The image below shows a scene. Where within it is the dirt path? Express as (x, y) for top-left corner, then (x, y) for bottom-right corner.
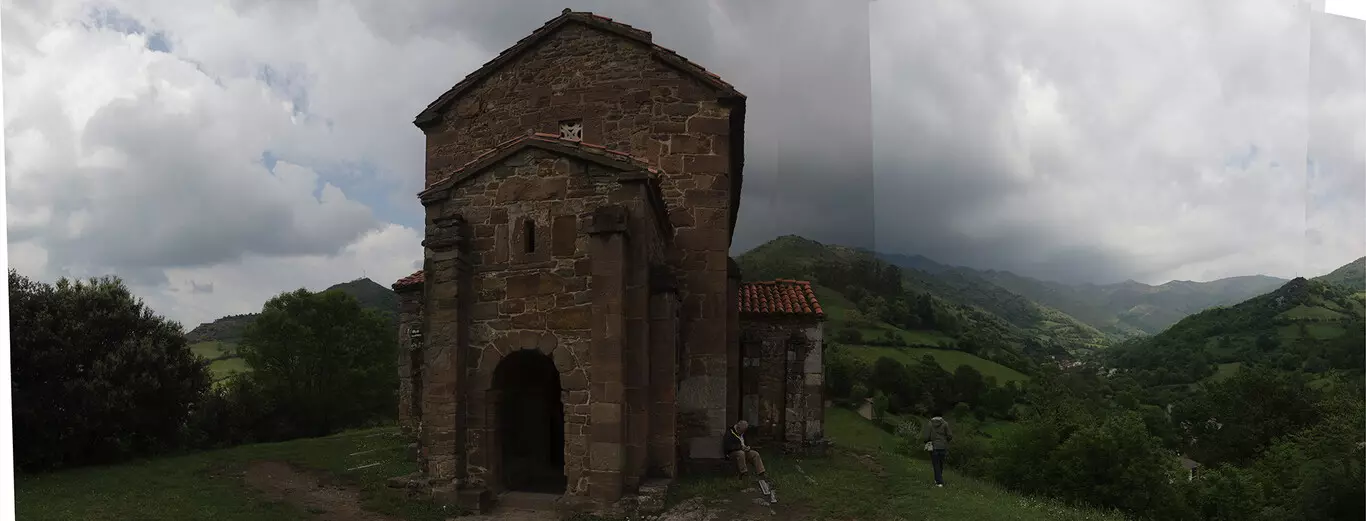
(245, 461), (400, 521)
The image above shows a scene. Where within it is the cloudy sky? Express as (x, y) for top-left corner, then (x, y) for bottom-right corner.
(4, 0), (1364, 328)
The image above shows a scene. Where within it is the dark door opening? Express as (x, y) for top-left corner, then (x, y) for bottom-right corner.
(494, 350), (566, 494)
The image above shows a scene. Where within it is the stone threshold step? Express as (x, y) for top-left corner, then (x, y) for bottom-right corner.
(497, 491), (564, 511)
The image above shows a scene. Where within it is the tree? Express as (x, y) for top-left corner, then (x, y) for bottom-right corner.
(1178, 367), (1321, 466)
(871, 392), (890, 422)
(824, 346), (864, 400)
(871, 357), (912, 404)
(952, 364), (986, 406)
(240, 289), (397, 438)
(9, 270), (210, 471)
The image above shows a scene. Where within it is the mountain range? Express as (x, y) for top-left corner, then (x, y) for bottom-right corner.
(187, 236), (1362, 378)
(876, 252), (1289, 337)
(1105, 275), (1365, 389)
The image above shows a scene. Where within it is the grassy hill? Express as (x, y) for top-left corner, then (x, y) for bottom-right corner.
(1315, 255), (1366, 292)
(739, 236), (1105, 362)
(15, 407), (1125, 521)
(186, 278), (400, 381)
(1106, 276), (1366, 388)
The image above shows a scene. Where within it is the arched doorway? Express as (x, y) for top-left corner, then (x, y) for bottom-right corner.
(493, 350), (566, 493)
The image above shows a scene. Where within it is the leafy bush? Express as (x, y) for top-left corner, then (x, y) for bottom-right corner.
(238, 288), (397, 439)
(9, 270), (211, 472)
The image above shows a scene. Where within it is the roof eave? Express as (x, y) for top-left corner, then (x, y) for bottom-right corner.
(726, 96), (746, 243)
(418, 136), (662, 204)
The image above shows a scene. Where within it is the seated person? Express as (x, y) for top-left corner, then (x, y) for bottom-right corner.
(722, 420), (768, 480)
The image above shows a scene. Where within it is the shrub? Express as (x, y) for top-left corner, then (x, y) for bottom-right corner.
(9, 270), (211, 471)
(239, 289), (397, 439)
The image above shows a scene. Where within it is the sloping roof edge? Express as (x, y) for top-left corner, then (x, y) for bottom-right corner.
(418, 133), (661, 203)
(412, 9), (744, 131)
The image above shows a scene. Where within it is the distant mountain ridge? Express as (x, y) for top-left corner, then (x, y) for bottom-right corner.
(877, 254), (1288, 337)
(1105, 275), (1366, 386)
(186, 278), (398, 344)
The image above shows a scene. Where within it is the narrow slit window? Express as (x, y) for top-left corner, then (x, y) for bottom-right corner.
(559, 119), (583, 141)
(524, 219), (536, 253)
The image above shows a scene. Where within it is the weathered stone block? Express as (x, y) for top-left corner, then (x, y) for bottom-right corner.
(548, 304), (592, 329)
(552, 214), (578, 256)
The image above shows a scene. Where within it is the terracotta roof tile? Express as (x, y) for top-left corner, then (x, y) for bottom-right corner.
(739, 279), (825, 319)
(393, 270), (424, 291)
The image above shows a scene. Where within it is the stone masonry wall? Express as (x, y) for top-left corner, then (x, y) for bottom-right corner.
(421, 22), (737, 463)
(619, 184), (669, 491)
(424, 146), (665, 498)
(396, 288), (425, 434)
(738, 317), (825, 451)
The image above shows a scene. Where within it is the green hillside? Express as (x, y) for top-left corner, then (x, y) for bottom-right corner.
(1105, 277), (1366, 387)
(1315, 255), (1366, 292)
(738, 236), (1102, 364)
(844, 345), (1029, 384)
(187, 278), (401, 382)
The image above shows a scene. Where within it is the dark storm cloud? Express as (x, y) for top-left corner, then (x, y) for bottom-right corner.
(21, 0), (1355, 292)
(362, 0), (1362, 283)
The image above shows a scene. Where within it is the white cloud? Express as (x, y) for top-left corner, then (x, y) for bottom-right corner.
(2, 0), (463, 326)
(868, 0), (1363, 284)
(3, 0), (1363, 332)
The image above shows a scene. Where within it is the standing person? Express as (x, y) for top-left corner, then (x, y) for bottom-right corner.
(924, 414), (953, 487)
(723, 420), (767, 480)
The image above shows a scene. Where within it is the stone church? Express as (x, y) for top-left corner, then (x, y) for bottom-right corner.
(390, 9), (826, 512)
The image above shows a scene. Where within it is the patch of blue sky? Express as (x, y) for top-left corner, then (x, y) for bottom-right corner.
(259, 150), (423, 229)
(256, 64), (311, 119)
(87, 6), (172, 53)
(1223, 143), (1260, 170)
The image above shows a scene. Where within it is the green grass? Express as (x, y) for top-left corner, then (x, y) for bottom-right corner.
(813, 285), (954, 348)
(1275, 323), (1349, 345)
(19, 410), (1120, 521)
(672, 407), (1126, 521)
(190, 340), (238, 360)
(209, 357), (250, 381)
(1277, 305), (1346, 321)
(1211, 362), (1243, 382)
(15, 427), (447, 521)
(846, 345), (1030, 383)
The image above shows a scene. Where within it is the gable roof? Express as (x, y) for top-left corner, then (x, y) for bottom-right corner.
(419, 132), (660, 200)
(739, 279), (826, 320)
(413, 9), (744, 130)
(417, 132), (676, 239)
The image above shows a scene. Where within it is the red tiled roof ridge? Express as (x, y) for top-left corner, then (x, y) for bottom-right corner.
(393, 269), (423, 289)
(414, 9), (742, 128)
(393, 270), (424, 291)
(738, 279), (824, 319)
(425, 132), (661, 190)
